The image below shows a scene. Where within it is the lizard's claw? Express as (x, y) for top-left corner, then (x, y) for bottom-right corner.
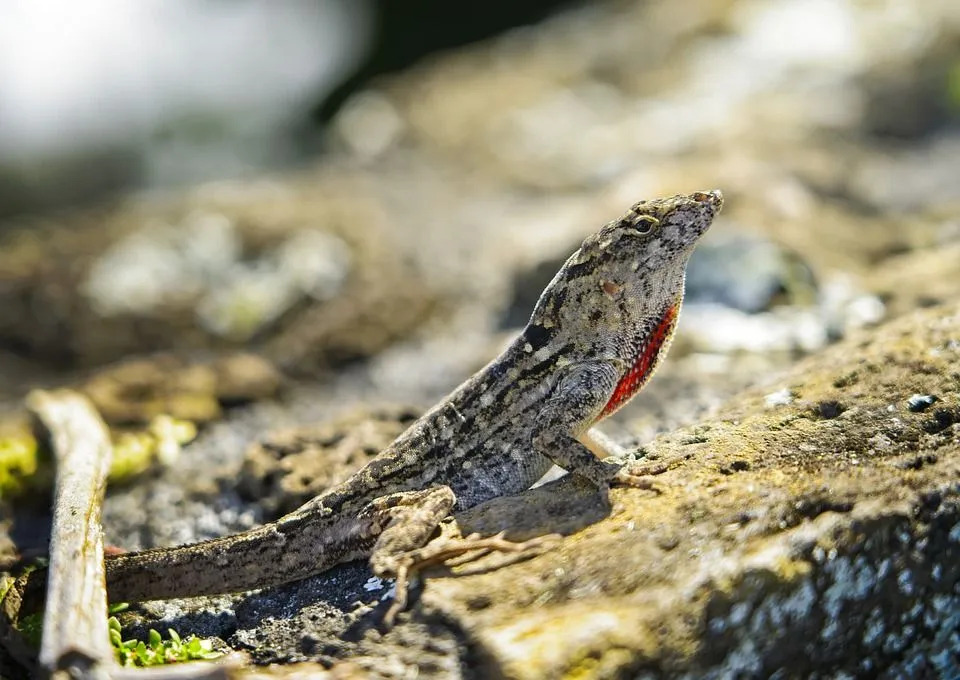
(383, 562), (412, 628)
(434, 531), (561, 568)
(612, 462), (668, 492)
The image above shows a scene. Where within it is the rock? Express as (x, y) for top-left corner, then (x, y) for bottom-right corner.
(764, 388), (794, 408)
(237, 405), (420, 517)
(685, 233), (817, 313)
(73, 300), (960, 680)
(0, 416), (45, 501)
(213, 353), (284, 406)
(0, 353), (281, 503)
(0, 184), (439, 372)
(859, 30), (960, 140)
(81, 356), (222, 426)
(907, 394), (939, 413)
(417, 301), (960, 678)
(679, 303), (829, 354)
(864, 241), (960, 319)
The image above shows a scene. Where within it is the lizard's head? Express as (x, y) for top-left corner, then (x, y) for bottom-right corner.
(585, 189), (722, 274)
(528, 190), (722, 336)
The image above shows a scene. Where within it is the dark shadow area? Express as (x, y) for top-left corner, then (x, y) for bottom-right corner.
(316, 0), (582, 121)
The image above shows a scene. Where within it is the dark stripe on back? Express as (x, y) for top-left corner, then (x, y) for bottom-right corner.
(511, 343), (573, 387)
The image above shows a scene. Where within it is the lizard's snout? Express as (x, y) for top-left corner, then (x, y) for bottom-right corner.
(690, 189), (723, 211)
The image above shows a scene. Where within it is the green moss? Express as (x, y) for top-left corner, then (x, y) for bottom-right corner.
(109, 431), (157, 482)
(947, 61), (960, 112)
(18, 613), (43, 649)
(564, 648), (636, 680)
(109, 415), (198, 482)
(108, 617), (221, 667)
(0, 413), (198, 496)
(0, 432), (40, 499)
(0, 575), (14, 604)
(147, 415), (197, 466)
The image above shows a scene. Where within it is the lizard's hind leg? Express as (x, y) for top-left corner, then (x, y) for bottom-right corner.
(361, 486), (456, 625)
(363, 487), (556, 625)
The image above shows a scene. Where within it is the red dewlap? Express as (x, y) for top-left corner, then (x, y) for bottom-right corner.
(599, 304), (678, 419)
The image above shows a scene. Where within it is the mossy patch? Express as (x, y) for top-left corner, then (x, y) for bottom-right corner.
(0, 431), (40, 500)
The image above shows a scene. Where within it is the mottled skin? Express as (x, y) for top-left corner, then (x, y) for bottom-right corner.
(106, 190), (723, 617)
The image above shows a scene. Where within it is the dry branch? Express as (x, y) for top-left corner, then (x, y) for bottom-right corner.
(27, 389), (114, 679)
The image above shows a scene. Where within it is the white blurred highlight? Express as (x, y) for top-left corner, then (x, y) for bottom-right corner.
(0, 0), (371, 159)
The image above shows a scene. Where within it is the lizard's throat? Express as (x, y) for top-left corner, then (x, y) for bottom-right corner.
(598, 301), (680, 420)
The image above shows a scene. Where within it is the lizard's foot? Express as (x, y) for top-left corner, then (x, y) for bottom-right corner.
(382, 531), (560, 626)
(414, 530), (560, 568)
(612, 461), (668, 492)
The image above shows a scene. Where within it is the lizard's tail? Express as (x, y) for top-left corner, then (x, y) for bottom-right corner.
(105, 505), (376, 602)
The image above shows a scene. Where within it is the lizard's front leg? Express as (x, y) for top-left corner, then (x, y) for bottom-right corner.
(534, 362), (662, 488)
(578, 428), (668, 478)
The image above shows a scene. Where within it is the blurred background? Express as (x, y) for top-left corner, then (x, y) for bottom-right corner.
(0, 0), (578, 216)
(1, 0), (959, 460)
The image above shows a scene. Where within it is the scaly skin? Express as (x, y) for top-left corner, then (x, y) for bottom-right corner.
(105, 190), (723, 612)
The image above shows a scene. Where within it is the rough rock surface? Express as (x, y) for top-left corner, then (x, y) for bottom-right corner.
(0, 183), (438, 374)
(237, 405), (420, 518)
(420, 301), (960, 678)
(101, 298), (960, 679)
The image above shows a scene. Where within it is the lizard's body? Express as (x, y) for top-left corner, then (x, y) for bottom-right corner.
(105, 190), (723, 613)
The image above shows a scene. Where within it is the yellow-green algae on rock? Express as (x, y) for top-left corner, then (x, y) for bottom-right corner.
(0, 353), (276, 500)
(0, 423), (43, 500)
(423, 302), (960, 679)
(0, 414), (198, 500)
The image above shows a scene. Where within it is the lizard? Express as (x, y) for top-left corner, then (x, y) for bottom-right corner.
(104, 189), (723, 623)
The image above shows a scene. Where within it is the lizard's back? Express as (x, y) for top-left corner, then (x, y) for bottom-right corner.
(352, 335), (562, 509)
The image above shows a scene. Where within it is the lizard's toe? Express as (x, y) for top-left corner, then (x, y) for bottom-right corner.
(612, 463), (668, 492)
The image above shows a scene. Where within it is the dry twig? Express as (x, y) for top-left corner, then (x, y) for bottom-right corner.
(27, 389), (114, 679)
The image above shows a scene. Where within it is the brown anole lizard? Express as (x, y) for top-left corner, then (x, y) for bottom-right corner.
(105, 190), (723, 622)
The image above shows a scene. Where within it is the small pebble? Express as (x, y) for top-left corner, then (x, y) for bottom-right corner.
(764, 388), (794, 407)
(907, 394), (938, 413)
(363, 576), (386, 592)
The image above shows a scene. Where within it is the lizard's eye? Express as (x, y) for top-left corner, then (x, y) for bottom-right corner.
(632, 215), (659, 235)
